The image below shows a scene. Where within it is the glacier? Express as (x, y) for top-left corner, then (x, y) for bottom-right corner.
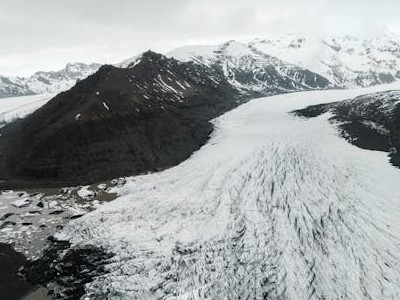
(0, 93), (55, 126)
(52, 82), (400, 299)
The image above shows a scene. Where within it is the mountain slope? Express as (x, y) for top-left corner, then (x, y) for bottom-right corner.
(294, 90), (400, 167)
(0, 63), (100, 98)
(0, 51), (240, 188)
(249, 33), (400, 87)
(167, 40), (333, 97)
(33, 83), (400, 299)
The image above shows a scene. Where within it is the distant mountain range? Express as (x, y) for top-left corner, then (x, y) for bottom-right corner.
(2, 33), (400, 99)
(0, 63), (101, 98)
(128, 32), (399, 89)
(166, 40), (332, 97)
(245, 33), (400, 87)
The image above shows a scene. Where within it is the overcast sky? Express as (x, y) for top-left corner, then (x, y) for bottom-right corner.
(1, 0), (400, 76)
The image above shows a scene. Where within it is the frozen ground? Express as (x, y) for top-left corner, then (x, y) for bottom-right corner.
(55, 82), (400, 299)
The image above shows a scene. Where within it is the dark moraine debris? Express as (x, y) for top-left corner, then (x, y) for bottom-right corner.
(0, 243), (35, 300)
(21, 237), (114, 300)
(0, 51), (240, 188)
(293, 90), (400, 167)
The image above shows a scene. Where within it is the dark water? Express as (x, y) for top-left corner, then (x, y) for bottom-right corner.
(0, 243), (34, 300)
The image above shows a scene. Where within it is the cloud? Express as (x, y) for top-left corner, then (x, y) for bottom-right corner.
(1, 0), (399, 76)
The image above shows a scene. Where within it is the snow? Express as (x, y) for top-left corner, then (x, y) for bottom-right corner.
(248, 33), (400, 87)
(167, 33), (400, 88)
(117, 54), (143, 68)
(10, 198), (31, 208)
(167, 39), (333, 94)
(102, 102), (110, 111)
(0, 93), (55, 125)
(156, 75), (182, 95)
(361, 120), (390, 135)
(77, 186), (95, 199)
(56, 82), (400, 299)
(166, 45), (219, 65)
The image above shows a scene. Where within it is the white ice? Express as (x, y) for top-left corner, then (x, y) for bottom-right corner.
(0, 93), (55, 125)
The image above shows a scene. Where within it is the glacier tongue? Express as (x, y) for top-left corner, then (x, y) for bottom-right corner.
(57, 83), (400, 299)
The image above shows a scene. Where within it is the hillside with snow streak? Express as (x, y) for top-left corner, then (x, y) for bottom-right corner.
(53, 83), (400, 299)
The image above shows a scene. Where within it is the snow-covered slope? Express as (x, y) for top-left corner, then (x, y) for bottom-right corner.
(249, 33), (400, 87)
(0, 63), (101, 98)
(0, 93), (55, 127)
(54, 82), (400, 299)
(165, 33), (400, 90)
(167, 40), (333, 97)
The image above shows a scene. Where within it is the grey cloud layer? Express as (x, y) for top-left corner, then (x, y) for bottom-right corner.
(1, 0), (399, 76)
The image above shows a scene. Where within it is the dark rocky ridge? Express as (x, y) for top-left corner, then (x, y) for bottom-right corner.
(0, 51), (240, 188)
(293, 90), (400, 167)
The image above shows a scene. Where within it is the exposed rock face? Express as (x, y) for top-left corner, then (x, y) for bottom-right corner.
(293, 90), (400, 167)
(0, 52), (240, 188)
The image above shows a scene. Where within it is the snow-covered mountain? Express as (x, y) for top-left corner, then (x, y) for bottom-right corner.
(166, 40), (333, 97)
(0, 62), (101, 98)
(163, 33), (400, 89)
(248, 33), (400, 87)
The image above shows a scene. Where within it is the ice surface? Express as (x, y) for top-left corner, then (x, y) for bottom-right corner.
(10, 198), (31, 208)
(77, 186), (95, 199)
(0, 93), (55, 125)
(55, 82), (400, 299)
